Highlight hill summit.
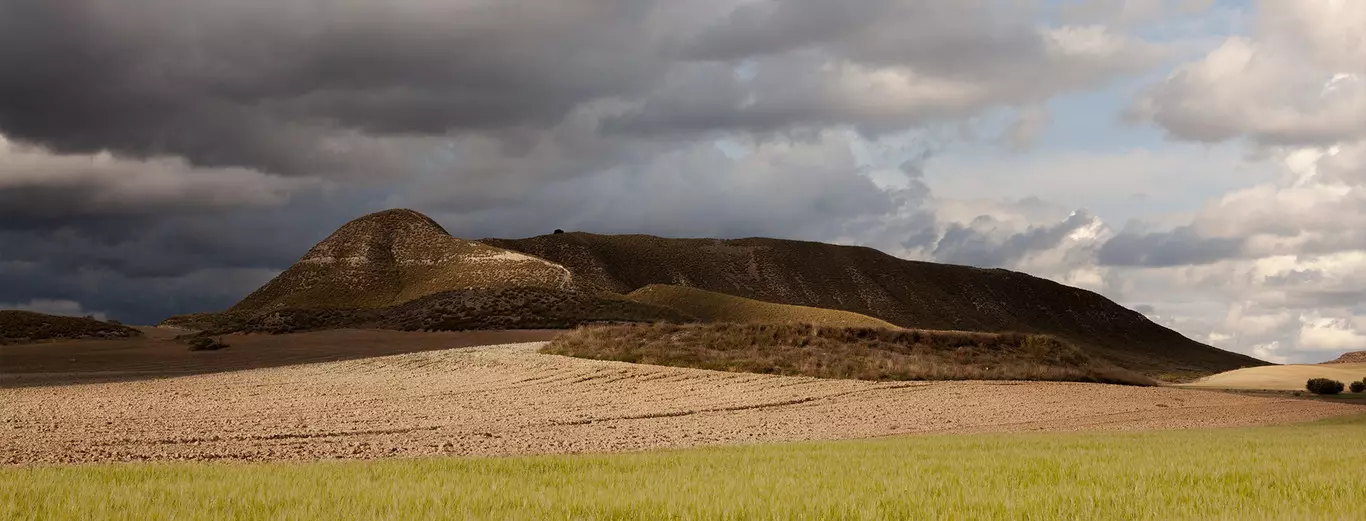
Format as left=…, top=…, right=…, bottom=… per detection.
left=229, top=209, right=574, bottom=313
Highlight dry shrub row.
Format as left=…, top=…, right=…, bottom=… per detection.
left=543, top=322, right=1155, bottom=386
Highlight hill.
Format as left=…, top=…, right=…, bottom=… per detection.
left=543, top=323, right=1153, bottom=385
left=1324, top=351, right=1366, bottom=364
left=228, top=209, right=575, bottom=314
left=484, top=232, right=1267, bottom=376
left=624, top=285, right=896, bottom=328
left=0, top=311, right=142, bottom=344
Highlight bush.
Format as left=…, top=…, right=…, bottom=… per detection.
left=186, top=336, right=229, bottom=351
left=1351, top=381, right=1365, bottom=394
left=1306, top=378, right=1345, bottom=395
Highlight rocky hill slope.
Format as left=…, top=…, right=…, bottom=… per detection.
left=229, top=209, right=575, bottom=314
left=484, top=232, right=1268, bottom=375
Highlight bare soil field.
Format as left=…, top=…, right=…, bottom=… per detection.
left=3, top=339, right=1359, bottom=465
left=1183, top=363, right=1366, bottom=391
left=0, top=328, right=561, bottom=388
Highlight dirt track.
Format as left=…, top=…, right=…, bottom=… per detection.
left=3, top=339, right=1361, bottom=465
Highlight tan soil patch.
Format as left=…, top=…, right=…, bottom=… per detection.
left=1183, top=363, right=1366, bottom=391
left=3, top=341, right=1360, bottom=465
left=0, top=328, right=562, bottom=388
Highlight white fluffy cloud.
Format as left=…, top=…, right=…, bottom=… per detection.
left=1131, top=1, right=1366, bottom=145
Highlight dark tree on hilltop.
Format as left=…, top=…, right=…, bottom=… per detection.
left=553, top=229, right=565, bottom=234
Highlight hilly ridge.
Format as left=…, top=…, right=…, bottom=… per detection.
left=484, top=232, right=1267, bottom=375
left=180, top=209, right=1267, bottom=377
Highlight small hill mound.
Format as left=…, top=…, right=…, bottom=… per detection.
left=1324, top=351, right=1366, bottom=364
left=0, top=311, right=142, bottom=344
left=205, top=287, right=692, bottom=335
left=543, top=323, right=1153, bottom=385
left=626, top=284, right=896, bottom=328
left=230, top=209, right=574, bottom=314
left=485, top=232, right=1266, bottom=376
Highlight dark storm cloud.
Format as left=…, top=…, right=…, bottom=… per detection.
left=1096, top=226, right=1244, bottom=267
left=931, top=210, right=1099, bottom=267
left=0, top=0, right=1170, bottom=323
left=0, top=0, right=680, bottom=175
left=606, top=1, right=1164, bottom=136
left=432, top=132, right=897, bottom=241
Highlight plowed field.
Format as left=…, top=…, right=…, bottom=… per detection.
left=3, top=336, right=1359, bottom=465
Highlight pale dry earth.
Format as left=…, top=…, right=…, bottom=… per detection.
left=0, top=328, right=561, bottom=388
left=1184, top=363, right=1366, bottom=391
left=3, top=339, right=1361, bottom=465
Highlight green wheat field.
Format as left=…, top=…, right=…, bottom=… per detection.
left=4, top=414, right=1364, bottom=521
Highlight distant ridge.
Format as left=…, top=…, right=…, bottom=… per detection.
left=485, top=231, right=1268, bottom=375
left=1323, top=351, right=1366, bottom=364
left=1, top=310, right=142, bottom=344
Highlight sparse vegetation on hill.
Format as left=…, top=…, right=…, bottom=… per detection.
left=486, top=231, right=1267, bottom=377
left=625, top=284, right=897, bottom=328
left=0, top=311, right=142, bottom=344
left=193, top=287, right=692, bottom=335
left=543, top=323, right=1153, bottom=385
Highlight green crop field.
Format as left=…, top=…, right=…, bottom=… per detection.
left=4, top=415, right=1365, bottom=521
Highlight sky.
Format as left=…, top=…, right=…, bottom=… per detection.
left=1, top=0, right=1364, bottom=364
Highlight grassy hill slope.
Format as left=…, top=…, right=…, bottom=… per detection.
left=485, top=232, right=1267, bottom=376
left=0, top=311, right=142, bottom=344
left=201, top=287, right=692, bottom=335
left=625, top=285, right=896, bottom=328
left=544, top=323, right=1153, bottom=385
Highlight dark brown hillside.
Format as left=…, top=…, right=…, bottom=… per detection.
left=484, top=232, right=1268, bottom=376
left=0, top=311, right=142, bottom=344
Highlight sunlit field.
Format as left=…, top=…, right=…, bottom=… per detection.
left=4, top=415, right=1364, bottom=521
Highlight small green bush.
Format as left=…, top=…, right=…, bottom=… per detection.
left=1350, top=381, right=1365, bottom=394
left=1306, top=378, right=1345, bottom=395
left=187, top=336, right=229, bottom=351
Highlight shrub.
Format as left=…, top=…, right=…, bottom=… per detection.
left=1351, top=381, right=1365, bottom=394
left=1306, top=378, right=1345, bottom=395
left=187, top=336, right=229, bottom=351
